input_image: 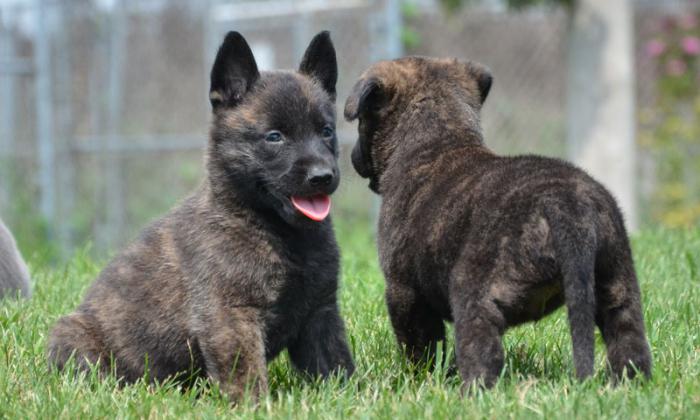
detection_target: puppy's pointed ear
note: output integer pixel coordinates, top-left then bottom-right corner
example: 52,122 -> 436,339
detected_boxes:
344,77 -> 382,121
210,31 -> 260,109
299,31 -> 338,100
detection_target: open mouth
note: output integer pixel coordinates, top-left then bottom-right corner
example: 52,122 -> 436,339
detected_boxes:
291,195 -> 331,221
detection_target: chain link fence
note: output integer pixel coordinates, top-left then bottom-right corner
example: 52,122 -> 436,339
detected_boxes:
407,5 -> 569,157
0,0 -> 698,258
0,0 -> 401,257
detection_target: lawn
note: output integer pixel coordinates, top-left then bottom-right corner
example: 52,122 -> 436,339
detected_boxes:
1,219 -> 699,419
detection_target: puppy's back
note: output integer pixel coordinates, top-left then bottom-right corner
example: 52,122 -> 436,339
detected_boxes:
0,218 -> 31,299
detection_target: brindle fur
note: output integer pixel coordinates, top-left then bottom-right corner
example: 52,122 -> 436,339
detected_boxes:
48,31 -> 354,402
345,57 -> 651,388
0,217 -> 31,299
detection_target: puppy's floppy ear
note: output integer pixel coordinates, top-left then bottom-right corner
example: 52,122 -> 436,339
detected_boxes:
351,131 -> 374,180
210,31 -> 260,109
344,77 -> 382,121
346,76 -> 383,182
472,64 -> 493,104
299,31 -> 338,100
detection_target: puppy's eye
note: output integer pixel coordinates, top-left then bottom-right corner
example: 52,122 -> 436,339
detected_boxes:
265,131 -> 283,143
322,126 -> 335,139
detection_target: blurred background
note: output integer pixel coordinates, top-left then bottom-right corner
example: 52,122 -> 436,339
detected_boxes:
0,0 -> 698,262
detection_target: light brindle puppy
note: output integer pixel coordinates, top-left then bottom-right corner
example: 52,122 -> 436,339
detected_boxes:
345,57 -> 652,388
48,31 -> 354,402
0,217 -> 31,299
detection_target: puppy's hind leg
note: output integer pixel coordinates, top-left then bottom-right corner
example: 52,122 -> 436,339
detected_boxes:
198,306 -> 268,403
595,242 -> 652,381
47,312 -> 108,376
451,295 -> 505,389
386,281 -> 446,369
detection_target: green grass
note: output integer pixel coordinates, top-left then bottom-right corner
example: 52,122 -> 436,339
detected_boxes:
1,220 -> 699,419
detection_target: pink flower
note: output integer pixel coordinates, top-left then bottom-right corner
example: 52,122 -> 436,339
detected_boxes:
681,36 -> 700,55
678,14 -> 698,30
645,39 -> 666,57
666,58 -> 687,76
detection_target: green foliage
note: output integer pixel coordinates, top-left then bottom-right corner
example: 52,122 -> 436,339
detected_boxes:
639,12 -> 700,227
438,0 -> 467,14
504,0 -> 573,10
1,223 -> 700,418
402,0 -> 575,48
400,1 -> 422,50
400,27 -> 422,50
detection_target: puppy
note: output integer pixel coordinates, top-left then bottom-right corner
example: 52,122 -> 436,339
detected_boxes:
48,31 -> 354,401
0,217 -> 31,299
345,57 -> 651,388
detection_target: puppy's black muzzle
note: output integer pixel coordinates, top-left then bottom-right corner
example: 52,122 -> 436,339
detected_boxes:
299,163 -> 338,196
307,166 -> 334,187
293,141 -> 339,196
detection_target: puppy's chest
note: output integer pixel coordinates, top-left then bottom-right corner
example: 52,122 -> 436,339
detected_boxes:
283,227 -> 337,283
259,231 -> 339,353
268,246 -> 337,310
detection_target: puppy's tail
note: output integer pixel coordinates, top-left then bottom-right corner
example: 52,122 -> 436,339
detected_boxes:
551,221 -> 597,380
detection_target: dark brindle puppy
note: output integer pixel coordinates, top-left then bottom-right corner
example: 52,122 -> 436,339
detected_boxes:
48,31 -> 354,401
345,57 -> 651,388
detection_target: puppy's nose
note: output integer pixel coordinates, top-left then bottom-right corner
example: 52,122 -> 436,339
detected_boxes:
307,167 -> 334,187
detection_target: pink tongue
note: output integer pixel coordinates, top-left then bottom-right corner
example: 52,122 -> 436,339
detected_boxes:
291,195 -> 331,221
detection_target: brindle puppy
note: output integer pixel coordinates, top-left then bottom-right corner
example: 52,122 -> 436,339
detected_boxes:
48,31 -> 354,402
345,57 -> 651,388
0,217 -> 31,299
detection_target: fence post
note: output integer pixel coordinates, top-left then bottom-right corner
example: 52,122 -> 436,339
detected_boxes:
293,3 -> 311,65
384,0 -> 403,59
35,0 -> 56,234
566,0 -> 637,231
56,4 -> 76,255
0,18 -> 15,211
370,0 -> 403,227
100,0 -> 128,252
